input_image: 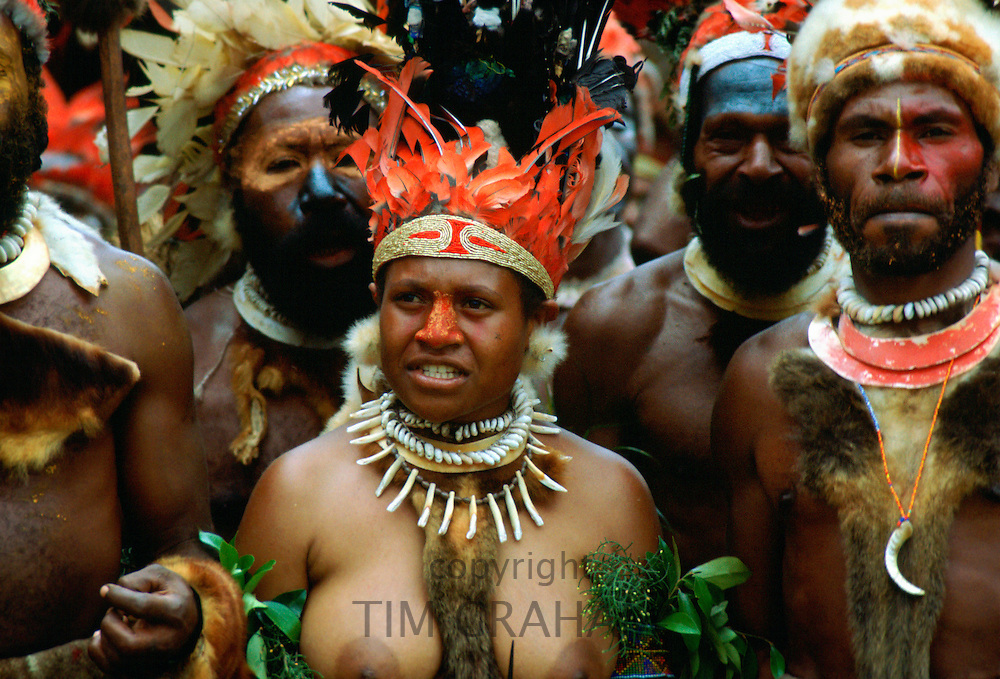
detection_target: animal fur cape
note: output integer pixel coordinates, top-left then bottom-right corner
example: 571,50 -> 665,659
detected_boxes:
771,347 -> 1000,679
0,311 -> 139,475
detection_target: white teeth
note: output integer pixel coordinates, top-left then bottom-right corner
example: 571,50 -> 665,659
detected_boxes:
421,364 -> 460,379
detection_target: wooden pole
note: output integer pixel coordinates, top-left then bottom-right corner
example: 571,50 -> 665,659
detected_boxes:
97,21 -> 144,257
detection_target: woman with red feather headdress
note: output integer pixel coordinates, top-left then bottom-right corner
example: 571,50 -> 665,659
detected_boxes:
235,0 -> 660,677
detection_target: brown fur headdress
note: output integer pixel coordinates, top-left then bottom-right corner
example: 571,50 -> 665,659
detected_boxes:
787,0 -> 1000,160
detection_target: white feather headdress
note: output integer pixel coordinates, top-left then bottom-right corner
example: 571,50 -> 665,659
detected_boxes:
120,0 -> 400,299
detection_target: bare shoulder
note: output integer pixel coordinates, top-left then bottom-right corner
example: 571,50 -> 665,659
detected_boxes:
567,252 -> 683,333
184,287 -> 239,330
183,288 -> 241,369
713,314 -> 812,468
562,250 -> 694,373
243,426 -> 386,535
548,429 -> 661,554
723,313 -> 812,394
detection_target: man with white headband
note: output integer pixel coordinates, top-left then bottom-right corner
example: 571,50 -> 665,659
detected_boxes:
714,0 -> 1000,675
554,0 -> 839,570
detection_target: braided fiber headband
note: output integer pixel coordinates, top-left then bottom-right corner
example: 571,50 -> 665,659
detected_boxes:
372,216 -> 555,299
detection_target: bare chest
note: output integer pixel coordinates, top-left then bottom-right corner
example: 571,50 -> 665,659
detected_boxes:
301,502 -> 615,679
0,433 -> 123,656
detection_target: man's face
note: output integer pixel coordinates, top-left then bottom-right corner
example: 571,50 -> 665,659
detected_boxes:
228,84 -> 375,336
691,57 -> 826,296
823,81 -> 986,276
0,15 -> 44,233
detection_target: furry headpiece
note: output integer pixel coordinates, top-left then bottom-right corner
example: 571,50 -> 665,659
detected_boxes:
120,0 -> 400,299
787,0 -> 1000,160
0,0 -> 48,63
332,0 -> 632,297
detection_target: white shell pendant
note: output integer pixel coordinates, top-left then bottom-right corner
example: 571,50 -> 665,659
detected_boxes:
884,520 -> 925,597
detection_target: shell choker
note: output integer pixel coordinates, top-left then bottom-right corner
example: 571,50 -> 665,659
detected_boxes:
837,250 -> 991,325
233,265 -> 343,350
0,196 -> 36,267
348,379 -> 567,542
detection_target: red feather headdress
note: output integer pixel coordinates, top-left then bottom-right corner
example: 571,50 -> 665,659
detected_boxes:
344,58 -> 629,298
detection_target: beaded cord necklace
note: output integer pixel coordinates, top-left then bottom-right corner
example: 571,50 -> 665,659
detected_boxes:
856,356 -> 955,596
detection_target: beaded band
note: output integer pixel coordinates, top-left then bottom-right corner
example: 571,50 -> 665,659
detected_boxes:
372,215 -> 555,298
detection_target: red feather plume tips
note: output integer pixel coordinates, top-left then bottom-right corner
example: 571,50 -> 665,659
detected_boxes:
56,0 -> 147,33
345,57 -> 627,297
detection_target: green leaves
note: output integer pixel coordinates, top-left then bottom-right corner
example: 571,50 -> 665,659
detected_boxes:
581,537 -> 784,679
199,531 -> 315,679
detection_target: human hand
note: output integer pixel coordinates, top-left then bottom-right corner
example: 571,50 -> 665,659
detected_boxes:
88,564 -> 202,676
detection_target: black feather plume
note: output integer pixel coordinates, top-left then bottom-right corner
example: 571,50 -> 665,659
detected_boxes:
330,2 -> 386,29
326,56 -> 377,136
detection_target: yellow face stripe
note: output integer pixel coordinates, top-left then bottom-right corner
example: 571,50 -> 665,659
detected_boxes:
893,97 -> 902,180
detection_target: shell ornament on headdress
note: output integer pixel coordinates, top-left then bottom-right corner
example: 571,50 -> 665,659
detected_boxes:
329,0 -> 635,297
120,0 -> 401,299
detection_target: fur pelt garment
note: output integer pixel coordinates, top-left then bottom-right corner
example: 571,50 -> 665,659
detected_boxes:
771,350 -> 1000,679
413,451 -> 567,679
0,311 -> 139,475
158,556 -> 253,679
56,0 -> 147,34
228,335 -> 340,464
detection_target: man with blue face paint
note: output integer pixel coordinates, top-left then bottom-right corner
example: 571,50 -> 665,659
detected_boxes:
554,0 -> 843,570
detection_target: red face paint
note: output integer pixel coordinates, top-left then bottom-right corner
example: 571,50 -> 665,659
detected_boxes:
415,292 -> 463,346
825,81 -> 985,269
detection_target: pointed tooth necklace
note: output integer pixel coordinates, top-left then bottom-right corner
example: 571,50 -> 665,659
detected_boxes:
349,378 -> 567,543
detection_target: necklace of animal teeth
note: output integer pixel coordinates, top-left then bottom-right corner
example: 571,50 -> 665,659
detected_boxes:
0,196 -> 37,266
837,250 -> 990,325
348,379 -> 559,466
348,379 -> 566,542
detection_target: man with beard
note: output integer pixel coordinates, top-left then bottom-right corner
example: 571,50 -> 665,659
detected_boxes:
552,0 -> 840,570
713,0 -> 1000,676
126,3 -> 398,538
0,2 -> 247,677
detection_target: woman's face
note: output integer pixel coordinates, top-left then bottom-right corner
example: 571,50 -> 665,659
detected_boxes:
378,256 -> 540,423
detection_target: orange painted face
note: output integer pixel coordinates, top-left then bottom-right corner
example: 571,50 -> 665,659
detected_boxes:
225,84 -> 376,335
378,256 -> 542,424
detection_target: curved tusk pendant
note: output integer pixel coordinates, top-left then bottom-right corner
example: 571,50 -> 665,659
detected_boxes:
375,457 -> 404,497
357,441 -> 394,465
516,471 -> 544,527
885,520 -> 925,597
387,468 -> 419,512
504,486 -> 522,541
